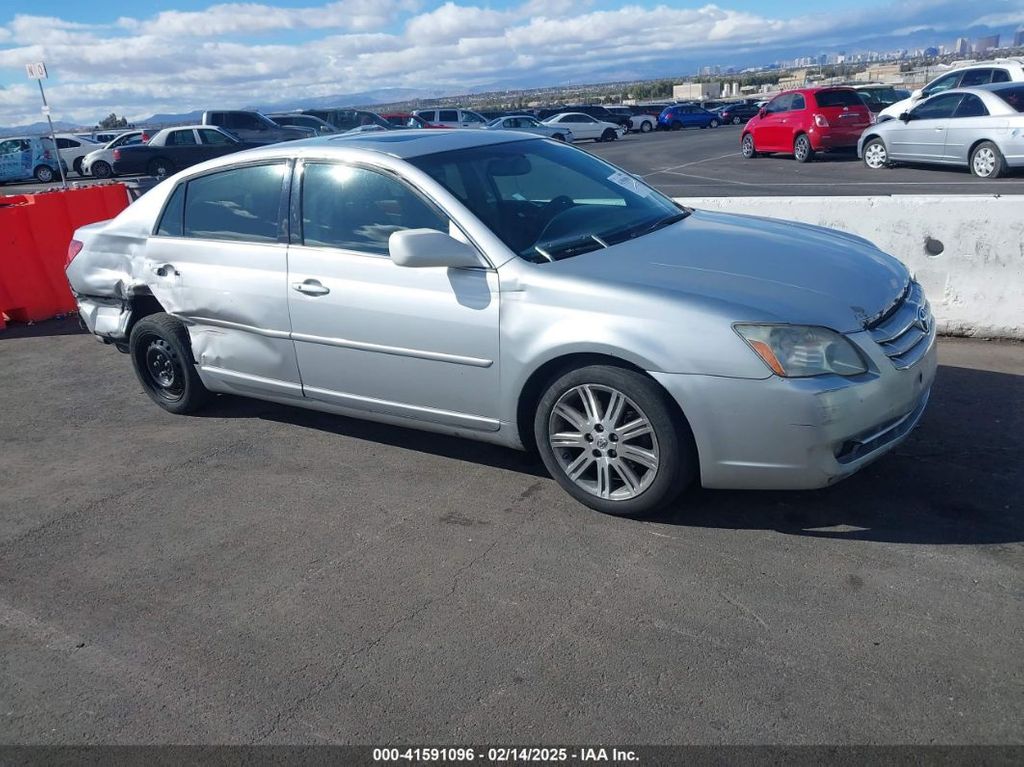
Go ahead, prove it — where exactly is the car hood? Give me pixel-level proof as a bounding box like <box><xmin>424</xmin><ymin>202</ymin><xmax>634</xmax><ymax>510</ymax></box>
<box><xmin>879</xmin><ymin>96</ymin><xmax>915</xmax><ymax>119</ymax></box>
<box><xmin>541</xmin><ymin>208</ymin><xmax>909</xmax><ymax>333</ymax></box>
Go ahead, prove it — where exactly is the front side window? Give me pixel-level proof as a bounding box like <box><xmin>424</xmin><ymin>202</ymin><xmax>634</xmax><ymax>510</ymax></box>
<box><xmin>790</xmin><ymin>94</ymin><xmax>807</xmax><ymax>110</ymax></box>
<box><xmin>411</xmin><ymin>139</ymin><xmax>685</xmax><ymax>264</ymax></box>
<box><xmin>183</xmin><ymin>163</ymin><xmax>286</xmax><ymax>243</ymax></box>
<box><xmin>301</xmin><ymin>163</ymin><xmax>448</xmax><ymax>255</ymax></box>
<box><xmin>766</xmin><ymin>95</ymin><xmax>792</xmax><ymax>113</ymax></box>
<box><xmin>922</xmin><ymin>72</ymin><xmax>960</xmax><ymax>97</ymax></box>
<box><xmin>199</xmin><ymin>129</ymin><xmax>232</xmax><ymax>145</ymax></box>
<box><xmin>911</xmin><ymin>93</ymin><xmax>963</xmax><ymax>120</ymax></box>
<box><xmin>463</xmin><ymin>111</ymin><xmax>485</xmax><ymax>124</ymax></box>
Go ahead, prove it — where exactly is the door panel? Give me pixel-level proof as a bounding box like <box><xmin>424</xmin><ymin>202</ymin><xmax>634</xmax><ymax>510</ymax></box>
<box><xmin>287</xmin><ymin>161</ymin><xmax>501</xmax><ymax>428</ymax></box>
<box><xmin>891</xmin><ymin>94</ymin><xmax>963</xmax><ymax>161</ymax></box>
<box><xmin>145</xmin><ymin>162</ymin><xmax>301</xmax><ymax>395</ymax></box>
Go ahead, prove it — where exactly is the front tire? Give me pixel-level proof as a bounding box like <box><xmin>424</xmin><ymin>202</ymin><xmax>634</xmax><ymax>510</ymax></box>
<box><xmin>741</xmin><ymin>133</ymin><xmax>757</xmax><ymax>158</ymax></box>
<box><xmin>534</xmin><ymin>365</ymin><xmax>695</xmax><ymax>517</ymax></box>
<box><xmin>600</xmin><ymin>128</ymin><xmax>616</xmax><ymax>142</ymax></box>
<box><xmin>709</xmin><ymin>119</ymin><xmax>720</xmax><ymax>128</ymax></box>
<box><xmin>794</xmin><ymin>134</ymin><xmax>814</xmax><ymax>163</ymax></box>
<box><xmin>970</xmin><ymin>141</ymin><xmax>1006</xmax><ymax>179</ymax></box>
<box><xmin>862</xmin><ymin>138</ymin><xmax>888</xmax><ymax>169</ymax></box>
<box><xmin>640</xmin><ymin>120</ymin><xmax>653</xmax><ymax>133</ymax></box>
<box><xmin>732</xmin><ymin>116</ymin><xmax>742</xmax><ymax>125</ymax></box>
<box><xmin>91</xmin><ymin>160</ymin><xmax>112</xmax><ymax>179</ymax></box>
<box><xmin>129</xmin><ymin>313</ymin><xmax>211</xmax><ymax>415</ymax></box>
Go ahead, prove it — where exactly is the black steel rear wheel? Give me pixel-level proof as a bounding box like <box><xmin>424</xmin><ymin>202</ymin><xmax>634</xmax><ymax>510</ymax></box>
<box><xmin>129</xmin><ymin>313</ymin><xmax>211</xmax><ymax>414</ymax></box>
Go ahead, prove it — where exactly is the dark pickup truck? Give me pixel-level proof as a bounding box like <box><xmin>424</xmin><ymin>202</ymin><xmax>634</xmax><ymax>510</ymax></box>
<box><xmin>111</xmin><ymin>125</ymin><xmax>252</xmax><ymax>177</ymax></box>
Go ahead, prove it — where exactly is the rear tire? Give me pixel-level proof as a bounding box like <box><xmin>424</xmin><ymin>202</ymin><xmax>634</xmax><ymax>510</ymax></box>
<box><xmin>91</xmin><ymin>160</ymin><xmax>112</xmax><ymax>179</ymax></box>
<box><xmin>970</xmin><ymin>141</ymin><xmax>1006</xmax><ymax>179</ymax></box>
<box><xmin>534</xmin><ymin>365</ymin><xmax>695</xmax><ymax>517</ymax></box>
<box><xmin>794</xmin><ymin>134</ymin><xmax>814</xmax><ymax>163</ymax></box>
<box><xmin>671</xmin><ymin>120</ymin><xmax>683</xmax><ymax>131</ymax></box>
<box><xmin>73</xmin><ymin>158</ymin><xmax>84</xmax><ymax>176</ymax></box>
<box><xmin>732</xmin><ymin>116</ymin><xmax>742</xmax><ymax>125</ymax></box>
<box><xmin>148</xmin><ymin>157</ymin><xmax>175</xmax><ymax>178</ymax></box>
<box><xmin>34</xmin><ymin>165</ymin><xmax>54</xmax><ymax>182</ymax></box>
<box><xmin>709</xmin><ymin>119</ymin><xmax>720</xmax><ymax>128</ymax></box>
<box><xmin>129</xmin><ymin>313</ymin><xmax>211</xmax><ymax>415</ymax></box>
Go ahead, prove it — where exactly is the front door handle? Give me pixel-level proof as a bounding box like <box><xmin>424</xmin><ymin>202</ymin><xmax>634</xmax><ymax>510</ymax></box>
<box><xmin>292</xmin><ymin>279</ymin><xmax>330</xmax><ymax>296</ymax></box>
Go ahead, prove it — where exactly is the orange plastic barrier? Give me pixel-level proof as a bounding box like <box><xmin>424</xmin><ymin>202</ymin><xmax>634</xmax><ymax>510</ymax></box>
<box><xmin>0</xmin><ymin>184</ymin><xmax>131</xmax><ymax>325</ymax></box>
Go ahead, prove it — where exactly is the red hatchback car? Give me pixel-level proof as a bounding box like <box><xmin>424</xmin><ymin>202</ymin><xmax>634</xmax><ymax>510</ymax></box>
<box><xmin>741</xmin><ymin>87</ymin><xmax>872</xmax><ymax>162</ymax></box>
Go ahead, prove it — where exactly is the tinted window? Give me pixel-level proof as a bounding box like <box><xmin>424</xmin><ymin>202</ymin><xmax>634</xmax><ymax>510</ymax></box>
<box><xmin>183</xmin><ymin>164</ymin><xmax>286</xmax><ymax>243</ymax></box>
<box><xmin>814</xmin><ymin>90</ymin><xmax>860</xmax><ymax>108</ymax></box>
<box><xmin>463</xmin><ymin>111</ymin><xmax>485</xmax><ymax>124</ymax></box>
<box><xmin>439</xmin><ymin>110</ymin><xmax>459</xmax><ymax>122</ymax></box>
<box><xmin>56</xmin><ymin>138</ymin><xmax>78</xmax><ymax>149</ymax></box>
<box><xmin>911</xmin><ymin>93</ymin><xmax>963</xmax><ymax>120</ymax></box>
<box><xmin>954</xmin><ymin>94</ymin><xmax>988</xmax><ymax>118</ymax></box>
<box><xmin>958</xmin><ymin>69</ymin><xmax>992</xmax><ymax>87</ymax></box>
<box><xmin>156</xmin><ymin>184</ymin><xmax>185</xmax><ymax>237</ymax></box>
<box><xmin>922</xmin><ymin>72</ymin><xmax>960</xmax><ymax>97</ymax></box>
<box><xmin>199</xmin><ymin>129</ymin><xmax>232</xmax><ymax>145</ymax></box>
<box><xmin>227</xmin><ymin>113</ymin><xmax>261</xmax><ymax>130</ymax></box>
<box><xmin>991</xmin><ymin>69</ymin><xmax>1011</xmax><ymax>84</ymax></box>
<box><xmin>995</xmin><ymin>86</ymin><xmax>1024</xmax><ymax>112</ymax></box>
<box><xmin>167</xmin><ymin>130</ymin><xmax>197</xmax><ymax>146</ymax></box>
<box><xmin>766</xmin><ymin>95</ymin><xmax>792</xmax><ymax>113</ymax></box>
<box><xmin>301</xmin><ymin>163</ymin><xmax>447</xmax><ymax>255</ymax></box>
<box><xmin>790</xmin><ymin>94</ymin><xmax>807</xmax><ymax>110</ymax></box>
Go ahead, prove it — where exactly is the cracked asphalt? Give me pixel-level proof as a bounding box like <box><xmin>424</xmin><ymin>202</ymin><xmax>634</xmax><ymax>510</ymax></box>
<box><xmin>0</xmin><ymin>321</ymin><xmax>1022</xmax><ymax>745</ymax></box>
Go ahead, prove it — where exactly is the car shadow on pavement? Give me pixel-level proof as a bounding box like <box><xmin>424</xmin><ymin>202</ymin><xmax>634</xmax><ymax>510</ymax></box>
<box><xmin>656</xmin><ymin>364</ymin><xmax>1024</xmax><ymax>545</ymax></box>
<box><xmin>201</xmin><ymin>363</ymin><xmax>1022</xmax><ymax>545</ymax></box>
<box><xmin>0</xmin><ymin>316</ymin><xmax>86</xmax><ymax>340</ymax></box>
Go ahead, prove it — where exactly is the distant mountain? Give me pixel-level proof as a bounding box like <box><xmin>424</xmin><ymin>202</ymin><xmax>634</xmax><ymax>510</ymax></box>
<box><xmin>139</xmin><ymin>110</ymin><xmax>204</xmax><ymax>126</ymax></box>
<box><xmin>251</xmin><ymin>87</ymin><xmax>448</xmax><ymax>112</ymax></box>
<box><xmin>0</xmin><ymin>119</ymin><xmax>81</xmax><ymax>136</ymax></box>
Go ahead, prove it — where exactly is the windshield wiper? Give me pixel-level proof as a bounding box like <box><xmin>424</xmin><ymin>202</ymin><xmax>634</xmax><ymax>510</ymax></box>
<box><xmin>632</xmin><ymin>210</ymin><xmax>690</xmax><ymax>238</ymax></box>
<box><xmin>533</xmin><ymin>233</ymin><xmax>608</xmax><ymax>262</ymax></box>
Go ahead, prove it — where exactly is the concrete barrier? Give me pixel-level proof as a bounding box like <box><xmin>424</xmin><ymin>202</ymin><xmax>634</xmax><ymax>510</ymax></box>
<box><xmin>676</xmin><ymin>195</ymin><xmax>1024</xmax><ymax>340</ymax></box>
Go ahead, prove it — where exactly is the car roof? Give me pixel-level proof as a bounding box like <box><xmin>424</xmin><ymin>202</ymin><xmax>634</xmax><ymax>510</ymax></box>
<box><xmin>972</xmin><ymin>81</ymin><xmax>1024</xmax><ymax>93</ymax></box>
<box><xmin>269</xmin><ymin>129</ymin><xmax>538</xmax><ymax>159</ymax></box>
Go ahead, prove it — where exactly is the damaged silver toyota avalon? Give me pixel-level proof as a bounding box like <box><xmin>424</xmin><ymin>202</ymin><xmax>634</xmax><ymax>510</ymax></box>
<box><xmin>66</xmin><ymin>131</ymin><xmax>936</xmax><ymax>516</ymax></box>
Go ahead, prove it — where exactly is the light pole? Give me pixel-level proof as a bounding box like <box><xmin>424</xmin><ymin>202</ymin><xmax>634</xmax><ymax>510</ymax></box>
<box><xmin>24</xmin><ymin>61</ymin><xmax>68</xmax><ymax>189</ymax></box>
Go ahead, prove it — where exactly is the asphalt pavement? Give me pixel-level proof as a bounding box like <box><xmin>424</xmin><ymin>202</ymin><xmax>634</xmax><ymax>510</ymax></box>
<box><xmin>0</xmin><ymin>320</ymin><xmax>1021</xmax><ymax>744</ymax></box>
<box><xmin>4</xmin><ymin>125</ymin><xmax>1023</xmax><ymax>200</ymax></box>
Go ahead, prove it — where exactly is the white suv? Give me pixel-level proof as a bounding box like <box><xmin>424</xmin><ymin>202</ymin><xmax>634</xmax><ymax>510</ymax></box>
<box><xmin>413</xmin><ymin>108</ymin><xmax>488</xmax><ymax>128</ymax></box>
<box><xmin>879</xmin><ymin>59</ymin><xmax>1024</xmax><ymax>120</ymax></box>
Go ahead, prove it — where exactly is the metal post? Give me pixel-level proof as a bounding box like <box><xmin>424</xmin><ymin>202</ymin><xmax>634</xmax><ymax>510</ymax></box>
<box><xmin>37</xmin><ymin>78</ymin><xmax>67</xmax><ymax>189</ymax></box>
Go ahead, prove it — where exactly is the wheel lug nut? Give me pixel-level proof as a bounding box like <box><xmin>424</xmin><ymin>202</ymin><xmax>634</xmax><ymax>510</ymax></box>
<box><xmin>608</xmin><ymin>450</ymin><xmax>617</xmax><ymax>459</ymax></box>
<box><xmin>584</xmin><ymin>433</ymin><xmax>593</xmax><ymax>442</ymax></box>
<box><xmin>592</xmin><ymin>449</ymin><xmax>601</xmax><ymax>458</ymax></box>
<box><xmin>594</xmin><ymin>424</ymin><xmax>604</xmax><ymax>432</ymax></box>
<box><xmin>610</xmin><ymin>434</ymin><xmax>618</xmax><ymax>442</ymax></box>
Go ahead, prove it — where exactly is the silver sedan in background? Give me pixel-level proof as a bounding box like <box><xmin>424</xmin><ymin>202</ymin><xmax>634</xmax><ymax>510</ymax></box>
<box><xmin>484</xmin><ymin>115</ymin><xmax>574</xmax><ymax>142</ymax></box>
<box><xmin>859</xmin><ymin>82</ymin><xmax>1024</xmax><ymax>178</ymax></box>
<box><xmin>66</xmin><ymin>130</ymin><xmax>935</xmax><ymax>517</ymax></box>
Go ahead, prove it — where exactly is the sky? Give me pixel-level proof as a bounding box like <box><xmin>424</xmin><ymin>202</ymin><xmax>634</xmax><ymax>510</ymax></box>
<box><xmin>0</xmin><ymin>0</ymin><xmax>1022</xmax><ymax>128</ymax></box>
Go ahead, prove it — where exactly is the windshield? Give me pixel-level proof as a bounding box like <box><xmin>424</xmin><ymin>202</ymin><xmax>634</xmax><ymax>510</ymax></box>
<box><xmin>410</xmin><ymin>139</ymin><xmax>688</xmax><ymax>263</ymax></box>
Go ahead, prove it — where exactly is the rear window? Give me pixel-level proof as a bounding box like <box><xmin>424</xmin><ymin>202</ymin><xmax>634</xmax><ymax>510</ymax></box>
<box><xmin>995</xmin><ymin>86</ymin><xmax>1024</xmax><ymax>113</ymax></box>
<box><xmin>183</xmin><ymin>163</ymin><xmax>286</xmax><ymax>243</ymax></box>
<box><xmin>815</xmin><ymin>90</ymin><xmax>863</xmax><ymax>108</ymax></box>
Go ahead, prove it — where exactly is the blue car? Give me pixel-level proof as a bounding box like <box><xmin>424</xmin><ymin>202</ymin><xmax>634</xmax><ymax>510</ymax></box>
<box><xmin>657</xmin><ymin>104</ymin><xmax>721</xmax><ymax>131</ymax></box>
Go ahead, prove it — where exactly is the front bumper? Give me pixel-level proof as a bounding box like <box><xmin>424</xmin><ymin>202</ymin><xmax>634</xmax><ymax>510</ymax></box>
<box><xmin>651</xmin><ymin>329</ymin><xmax>937</xmax><ymax>490</ymax></box>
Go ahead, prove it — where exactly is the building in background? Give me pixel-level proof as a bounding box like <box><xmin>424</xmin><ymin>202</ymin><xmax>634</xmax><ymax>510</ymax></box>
<box><xmin>973</xmin><ymin>35</ymin><xmax>1000</xmax><ymax>54</ymax></box>
<box><xmin>672</xmin><ymin>82</ymin><xmax>721</xmax><ymax>100</ymax></box>
<box><xmin>953</xmin><ymin>37</ymin><xmax>970</xmax><ymax>56</ymax></box>
<box><xmin>1014</xmin><ymin>28</ymin><xmax>1024</xmax><ymax>47</ymax></box>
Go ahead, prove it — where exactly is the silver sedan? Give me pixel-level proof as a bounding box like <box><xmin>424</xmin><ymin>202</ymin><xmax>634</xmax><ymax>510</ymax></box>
<box><xmin>66</xmin><ymin>130</ymin><xmax>935</xmax><ymax>516</ymax></box>
<box><xmin>484</xmin><ymin>115</ymin><xmax>574</xmax><ymax>143</ymax></box>
<box><xmin>859</xmin><ymin>82</ymin><xmax>1024</xmax><ymax>178</ymax></box>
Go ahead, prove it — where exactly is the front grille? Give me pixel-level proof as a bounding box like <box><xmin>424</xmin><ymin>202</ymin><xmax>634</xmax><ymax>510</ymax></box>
<box><xmin>867</xmin><ymin>281</ymin><xmax>934</xmax><ymax>370</ymax></box>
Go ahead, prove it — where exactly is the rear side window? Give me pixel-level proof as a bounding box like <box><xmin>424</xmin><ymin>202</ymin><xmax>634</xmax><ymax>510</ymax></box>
<box><xmin>167</xmin><ymin>130</ymin><xmax>197</xmax><ymax>146</ymax></box>
<box><xmin>439</xmin><ymin>110</ymin><xmax>459</xmax><ymax>122</ymax></box>
<box><xmin>183</xmin><ymin>164</ymin><xmax>286</xmax><ymax>243</ymax></box>
<box><xmin>954</xmin><ymin>94</ymin><xmax>988</xmax><ymax>118</ymax></box>
<box><xmin>301</xmin><ymin>163</ymin><xmax>447</xmax><ymax>255</ymax></box>
<box><xmin>958</xmin><ymin>69</ymin><xmax>992</xmax><ymax>87</ymax></box>
<box><xmin>991</xmin><ymin>69</ymin><xmax>1011</xmax><ymax>84</ymax></box>
<box><xmin>156</xmin><ymin>184</ymin><xmax>185</xmax><ymax>237</ymax></box>
<box><xmin>814</xmin><ymin>90</ymin><xmax>861</xmax><ymax>108</ymax></box>
<box><xmin>995</xmin><ymin>86</ymin><xmax>1024</xmax><ymax>112</ymax></box>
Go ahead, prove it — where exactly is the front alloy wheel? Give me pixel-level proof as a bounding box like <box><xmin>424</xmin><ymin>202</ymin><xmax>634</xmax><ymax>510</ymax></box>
<box><xmin>741</xmin><ymin>134</ymin><xmax>756</xmax><ymax>158</ymax></box>
<box><xmin>535</xmin><ymin>365</ymin><xmax>695</xmax><ymax>516</ymax></box>
<box><xmin>863</xmin><ymin>139</ymin><xmax>888</xmax><ymax>169</ymax></box>
<box><xmin>970</xmin><ymin>142</ymin><xmax>1005</xmax><ymax>179</ymax></box>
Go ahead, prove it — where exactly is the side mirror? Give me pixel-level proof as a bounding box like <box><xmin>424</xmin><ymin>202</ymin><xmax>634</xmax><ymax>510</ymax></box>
<box><xmin>911</xmin><ymin>89</ymin><xmax>923</xmax><ymax>100</ymax></box>
<box><xmin>899</xmin><ymin>112</ymin><xmax>913</xmax><ymax>122</ymax></box>
<box><xmin>758</xmin><ymin>108</ymin><xmax>767</xmax><ymax>118</ymax></box>
<box><xmin>389</xmin><ymin>229</ymin><xmax>483</xmax><ymax>269</ymax></box>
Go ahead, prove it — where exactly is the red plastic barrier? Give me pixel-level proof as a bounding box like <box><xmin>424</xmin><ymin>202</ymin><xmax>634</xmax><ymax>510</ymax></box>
<box><xmin>0</xmin><ymin>184</ymin><xmax>131</xmax><ymax>325</ymax></box>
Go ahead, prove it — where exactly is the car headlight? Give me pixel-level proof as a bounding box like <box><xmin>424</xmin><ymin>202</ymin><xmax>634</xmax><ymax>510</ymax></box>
<box><xmin>734</xmin><ymin>324</ymin><xmax>867</xmax><ymax>377</ymax></box>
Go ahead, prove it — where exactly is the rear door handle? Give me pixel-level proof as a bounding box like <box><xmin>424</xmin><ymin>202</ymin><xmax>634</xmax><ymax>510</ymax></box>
<box><xmin>292</xmin><ymin>279</ymin><xmax>330</xmax><ymax>296</ymax></box>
